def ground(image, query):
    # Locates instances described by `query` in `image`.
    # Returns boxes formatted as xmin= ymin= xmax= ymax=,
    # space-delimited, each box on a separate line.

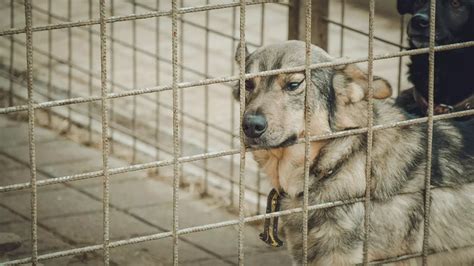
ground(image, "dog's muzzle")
xmin=242 ymin=113 xmax=267 ymax=139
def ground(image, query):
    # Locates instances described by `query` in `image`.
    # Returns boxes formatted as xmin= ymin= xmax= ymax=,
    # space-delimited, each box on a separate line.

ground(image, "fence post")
xmin=288 ymin=0 xmax=328 ymax=50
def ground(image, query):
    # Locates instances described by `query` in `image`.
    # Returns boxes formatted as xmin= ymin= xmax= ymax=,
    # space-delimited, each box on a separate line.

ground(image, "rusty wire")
xmin=1 ymin=40 xmax=473 ymax=116
xmin=98 ymin=0 xmax=111 ymax=263
xmin=362 ymin=0 xmax=375 ymax=264
xmin=302 ymin=0 xmax=312 ymax=264
xmin=422 ymin=0 xmax=437 ymax=264
xmin=238 ymin=0 xmax=247 ymax=263
xmin=23 ymin=0 xmax=38 ymax=264
xmin=1 ymin=0 xmax=473 ymax=265
xmin=0 ymin=1 xmax=289 ymax=37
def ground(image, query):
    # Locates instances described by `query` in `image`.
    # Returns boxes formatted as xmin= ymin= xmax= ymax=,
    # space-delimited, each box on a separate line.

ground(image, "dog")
xmin=234 ymin=41 xmax=474 ymax=265
xmin=396 ymin=0 xmax=474 ymax=116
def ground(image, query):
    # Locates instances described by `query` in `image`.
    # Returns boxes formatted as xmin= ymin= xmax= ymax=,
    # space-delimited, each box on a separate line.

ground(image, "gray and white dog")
xmin=234 ymin=41 xmax=474 ymax=265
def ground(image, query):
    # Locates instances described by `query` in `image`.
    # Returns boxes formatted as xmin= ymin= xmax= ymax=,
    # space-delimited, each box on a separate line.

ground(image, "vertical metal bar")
xmin=88 ymin=0 xmax=94 ymax=143
xmin=8 ymin=0 xmax=14 ymax=107
xmin=302 ymin=0 xmax=312 ymax=264
xmin=67 ymin=0 xmax=73 ymax=131
xmin=171 ymin=0 xmax=181 ymax=264
xmin=203 ymin=0 xmax=210 ymax=195
xmin=229 ymin=6 xmax=237 ymax=208
xmin=46 ymin=0 xmax=52 ymax=123
xmin=422 ymin=0 xmax=436 ymax=265
xmin=24 ymin=0 xmax=38 ymax=264
xmin=131 ymin=1 xmax=138 ymax=163
xmin=238 ymin=0 xmax=247 ymax=264
xmin=362 ymin=0 xmax=376 ymax=264
xmin=179 ymin=0 xmax=185 ymax=185
xmin=154 ymin=0 xmax=161 ymax=169
xmin=339 ymin=0 xmax=345 ymax=57
xmin=98 ymin=0 xmax=111 ymax=263
xmin=110 ymin=0 xmax=115 ymax=153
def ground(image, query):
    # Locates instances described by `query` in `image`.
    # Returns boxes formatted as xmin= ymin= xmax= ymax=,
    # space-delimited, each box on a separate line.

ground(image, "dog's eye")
xmin=450 ymin=0 xmax=462 ymax=8
xmin=285 ymin=80 xmax=303 ymax=91
xmin=245 ymin=80 xmax=255 ymax=92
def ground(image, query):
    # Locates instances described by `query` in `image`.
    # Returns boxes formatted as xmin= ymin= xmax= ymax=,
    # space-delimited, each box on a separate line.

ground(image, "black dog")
xmin=396 ymin=0 xmax=474 ymax=116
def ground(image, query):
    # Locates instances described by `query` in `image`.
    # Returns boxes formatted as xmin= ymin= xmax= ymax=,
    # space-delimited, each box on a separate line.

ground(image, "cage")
xmin=0 ymin=0 xmax=473 ymax=265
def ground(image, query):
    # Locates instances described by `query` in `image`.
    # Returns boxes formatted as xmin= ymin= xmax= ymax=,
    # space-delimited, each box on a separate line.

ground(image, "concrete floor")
xmin=0 ymin=115 xmax=292 ymax=265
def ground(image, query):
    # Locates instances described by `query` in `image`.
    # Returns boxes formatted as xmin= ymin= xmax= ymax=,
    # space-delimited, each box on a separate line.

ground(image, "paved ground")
xmin=0 ymin=116 xmax=292 ymax=265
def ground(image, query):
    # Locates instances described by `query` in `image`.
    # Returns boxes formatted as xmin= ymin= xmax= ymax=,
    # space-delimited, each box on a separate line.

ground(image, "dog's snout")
xmin=412 ymin=14 xmax=429 ymax=29
xmin=243 ymin=114 xmax=267 ymax=138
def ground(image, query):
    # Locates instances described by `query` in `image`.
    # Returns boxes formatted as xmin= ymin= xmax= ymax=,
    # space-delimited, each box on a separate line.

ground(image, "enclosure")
xmin=0 ymin=0 xmax=473 ymax=265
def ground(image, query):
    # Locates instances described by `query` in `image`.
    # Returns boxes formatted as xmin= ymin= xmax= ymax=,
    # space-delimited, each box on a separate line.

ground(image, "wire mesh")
xmin=1 ymin=0 xmax=473 ymax=265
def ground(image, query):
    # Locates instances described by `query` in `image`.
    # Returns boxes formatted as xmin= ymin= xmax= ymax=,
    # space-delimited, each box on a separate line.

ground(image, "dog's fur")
xmin=234 ymin=41 xmax=474 ymax=265
xmin=396 ymin=0 xmax=474 ymax=115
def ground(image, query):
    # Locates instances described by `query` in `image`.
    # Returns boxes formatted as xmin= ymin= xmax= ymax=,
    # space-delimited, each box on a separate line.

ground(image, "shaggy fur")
xmin=234 ymin=41 xmax=474 ymax=265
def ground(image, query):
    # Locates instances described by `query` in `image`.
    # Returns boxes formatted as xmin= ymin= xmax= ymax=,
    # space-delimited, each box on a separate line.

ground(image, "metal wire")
xmin=98 ymin=0 xmax=111 ymax=263
xmin=88 ymin=0 xmax=94 ymax=144
xmin=109 ymin=0 xmax=116 ymax=153
xmin=422 ymin=0 xmax=437 ymax=264
xmin=2 ymin=1 xmax=473 ymax=265
xmin=171 ymin=0 xmax=181 ymax=264
xmin=154 ymin=0 xmax=161 ymax=169
xmin=302 ymin=0 xmax=312 ymax=264
xmin=8 ymin=0 xmax=14 ymax=107
xmin=132 ymin=1 xmax=138 ymax=163
xmin=238 ymin=0 xmax=247 ymax=264
xmin=229 ymin=5 xmax=238 ymax=208
xmin=2 ymin=40 xmax=473 ymax=116
xmin=362 ymin=0 xmax=375 ymax=264
xmin=0 ymin=1 xmax=288 ymax=37
xmin=23 ymin=0 xmax=38 ymax=264
xmin=1 ymin=108 xmax=472 ymax=194
xmin=46 ymin=0 xmax=51 ymax=123
xmin=66 ymin=0 xmax=72 ymax=132
xmin=203 ymin=0 xmax=210 ymax=194
xmin=4 ymin=184 xmax=470 ymax=265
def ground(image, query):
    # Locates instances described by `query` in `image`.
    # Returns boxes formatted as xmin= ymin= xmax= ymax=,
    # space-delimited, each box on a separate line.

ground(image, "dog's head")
xmin=398 ymin=0 xmax=474 ymax=48
xmin=234 ymin=41 xmax=392 ymax=148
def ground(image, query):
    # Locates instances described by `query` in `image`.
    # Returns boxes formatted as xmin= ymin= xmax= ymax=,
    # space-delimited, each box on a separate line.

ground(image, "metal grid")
xmin=1 ymin=0 xmax=474 ymax=265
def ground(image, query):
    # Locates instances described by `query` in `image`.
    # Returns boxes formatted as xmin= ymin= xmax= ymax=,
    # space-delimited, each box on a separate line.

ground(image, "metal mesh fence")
xmin=1 ymin=0 xmax=473 ymax=265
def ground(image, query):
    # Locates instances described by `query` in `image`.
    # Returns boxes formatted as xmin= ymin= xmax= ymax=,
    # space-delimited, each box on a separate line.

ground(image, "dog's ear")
xmin=332 ymin=64 xmax=392 ymax=104
xmin=235 ymin=42 xmax=250 ymax=64
xmin=397 ymin=0 xmax=414 ymax=15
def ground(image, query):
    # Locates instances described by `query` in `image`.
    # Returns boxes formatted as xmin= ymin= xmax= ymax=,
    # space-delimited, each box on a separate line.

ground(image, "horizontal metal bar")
xmin=1 ymin=40 xmax=473 ymax=115
xmin=4 ymin=188 xmax=472 ymax=265
xmin=130 ymin=1 xmax=262 ymax=48
xmin=0 ymin=0 xmax=287 ymax=36
xmin=4 ymin=37 xmax=237 ymax=137
xmin=1 ymin=108 xmax=472 ymax=193
xmin=366 ymin=245 xmax=474 ymax=265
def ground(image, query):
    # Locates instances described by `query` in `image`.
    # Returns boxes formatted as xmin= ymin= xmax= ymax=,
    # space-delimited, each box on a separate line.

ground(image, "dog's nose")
xmin=412 ymin=14 xmax=430 ymax=29
xmin=243 ymin=114 xmax=267 ymax=138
